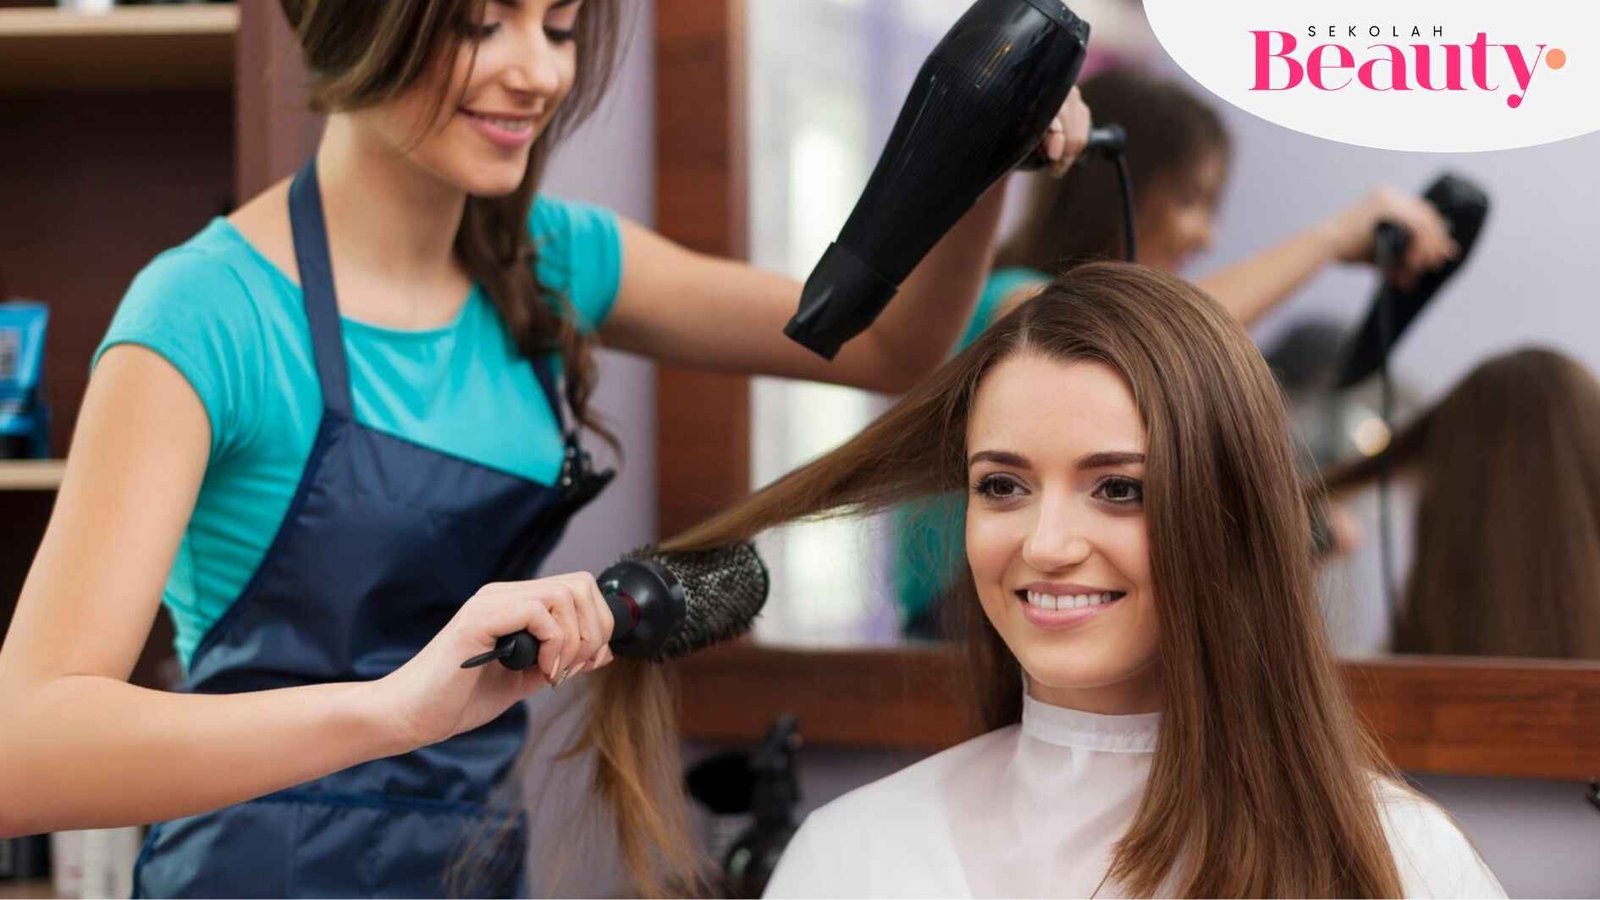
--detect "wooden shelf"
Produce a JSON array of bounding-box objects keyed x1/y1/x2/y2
[
  {"x1": 0, "y1": 878, "x2": 54, "y2": 899},
  {"x1": 0, "y1": 460, "x2": 65, "y2": 491},
  {"x1": 0, "y1": 4, "x2": 238, "y2": 91},
  {"x1": 676, "y1": 644, "x2": 1600, "y2": 781}
]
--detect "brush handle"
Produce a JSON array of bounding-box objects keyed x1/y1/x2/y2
[
  {"x1": 460, "y1": 556, "x2": 684, "y2": 670},
  {"x1": 460, "y1": 591, "x2": 638, "y2": 671}
]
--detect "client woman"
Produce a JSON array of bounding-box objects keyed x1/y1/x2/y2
[{"x1": 668, "y1": 264, "x2": 1503, "y2": 897}]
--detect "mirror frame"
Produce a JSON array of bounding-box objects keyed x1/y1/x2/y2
[{"x1": 653, "y1": 0, "x2": 1600, "y2": 781}]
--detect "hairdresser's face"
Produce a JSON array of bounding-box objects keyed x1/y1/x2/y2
[
  {"x1": 965, "y1": 354, "x2": 1160, "y2": 714},
  {"x1": 1137, "y1": 151, "x2": 1227, "y2": 274},
  {"x1": 358, "y1": 0, "x2": 582, "y2": 196}
]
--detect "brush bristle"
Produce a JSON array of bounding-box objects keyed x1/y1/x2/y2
[{"x1": 625, "y1": 543, "x2": 769, "y2": 660}]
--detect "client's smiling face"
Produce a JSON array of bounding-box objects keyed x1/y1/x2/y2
[{"x1": 964, "y1": 353, "x2": 1161, "y2": 714}]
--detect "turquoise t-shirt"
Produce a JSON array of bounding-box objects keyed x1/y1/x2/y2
[
  {"x1": 96, "y1": 197, "x2": 623, "y2": 666},
  {"x1": 892, "y1": 267, "x2": 1047, "y2": 630}
]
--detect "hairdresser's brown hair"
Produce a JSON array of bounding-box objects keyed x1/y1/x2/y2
[
  {"x1": 1324, "y1": 347, "x2": 1600, "y2": 659},
  {"x1": 669, "y1": 263, "x2": 1403, "y2": 896},
  {"x1": 278, "y1": 3, "x2": 694, "y2": 893},
  {"x1": 995, "y1": 67, "x2": 1231, "y2": 273}
]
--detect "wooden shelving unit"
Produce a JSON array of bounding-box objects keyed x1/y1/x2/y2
[
  {"x1": 676, "y1": 643, "x2": 1600, "y2": 781},
  {"x1": 0, "y1": 0, "x2": 318, "y2": 701},
  {"x1": 0, "y1": 4, "x2": 238, "y2": 90},
  {"x1": 0, "y1": 878, "x2": 54, "y2": 899},
  {"x1": 0, "y1": 459, "x2": 65, "y2": 491}
]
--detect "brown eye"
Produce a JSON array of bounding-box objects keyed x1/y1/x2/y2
[
  {"x1": 974, "y1": 474, "x2": 1025, "y2": 500},
  {"x1": 1094, "y1": 476, "x2": 1143, "y2": 505}
]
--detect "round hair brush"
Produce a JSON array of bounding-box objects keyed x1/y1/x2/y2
[{"x1": 461, "y1": 542, "x2": 770, "y2": 669}]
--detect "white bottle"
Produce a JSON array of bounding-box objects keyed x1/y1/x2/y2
[
  {"x1": 49, "y1": 831, "x2": 82, "y2": 898},
  {"x1": 56, "y1": 0, "x2": 114, "y2": 13},
  {"x1": 52, "y1": 827, "x2": 142, "y2": 898}
]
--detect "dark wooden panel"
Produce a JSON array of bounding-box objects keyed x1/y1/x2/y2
[
  {"x1": 1344, "y1": 656, "x2": 1600, "y2": 781},
  {"x1": 0, "y1": 89, "x2": 235, "y2": 457},
  {"x1": 234, "y1": 0, "x2": 320, "y2": 200},
  {"x1": 0, "y1": 5, "x2": 237, "y2": 91},
  {"x1": 676, "y1": 644, "x2": 1600, "y2": 780},
  {"x1": 653, "y1": 0, "x2": 751, "y2": 538},
  {"x1": 676, "y1": 643, "x2": 974, "y2": 751}
]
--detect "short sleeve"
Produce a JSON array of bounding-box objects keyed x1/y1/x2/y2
[
  {"x1": 93, "y1": 247, "x2": 265, "y2": 461},
  {"x1": 528, "y1": 195, "x2": 623, "y2": 334}
]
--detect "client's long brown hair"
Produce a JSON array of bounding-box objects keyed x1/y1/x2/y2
[
  {"x1": 1324, "y1": 347, "x2": 1600, "y2": 658},
  {"x1": 664, "y1": 263, "x2": 1403, "y2": 896}
]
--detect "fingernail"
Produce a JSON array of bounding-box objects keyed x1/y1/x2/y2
[{"x1": 553, "y1": 668, "x2": 572, "y2": 688}]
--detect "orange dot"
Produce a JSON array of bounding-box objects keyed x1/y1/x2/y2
[{"x1": 1548, "y1": 48, "x2": 1567, "y2": 70}]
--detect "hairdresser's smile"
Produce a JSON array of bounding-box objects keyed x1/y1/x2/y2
[{"x1": 458, "y1": 107, "x2": 540, "y2": 150}]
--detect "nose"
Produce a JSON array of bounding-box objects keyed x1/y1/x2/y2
[
  {"x1": 501, "y1": 22, "x2": 563, "y2": 100},
  {"x1": 1021, "y1": 492, "x2": 1094, "y2": 573}
]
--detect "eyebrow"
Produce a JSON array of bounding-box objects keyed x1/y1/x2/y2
[{"x1": 967, "y1": 449, "x2": 1145, "y2": 470}]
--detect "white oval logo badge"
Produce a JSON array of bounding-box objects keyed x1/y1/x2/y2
[{"x1": 1143, "y1": 0, "x2": 1598, "y2": 152}]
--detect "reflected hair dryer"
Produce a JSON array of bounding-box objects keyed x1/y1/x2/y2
[
  {"x1": 1331, "y1": 172, "x2": 1488, "y2": 622},
  {"x1": 784, "y1": 0, "x2": 1093, "y2": 360},
  {"x1": 1336, "y1": 173, "x2": 1491, "y2": 388}
]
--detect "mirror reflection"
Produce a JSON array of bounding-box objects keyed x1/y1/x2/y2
[{"x1": 746, "y1": 0, "x2": 1600, "y2": 663}]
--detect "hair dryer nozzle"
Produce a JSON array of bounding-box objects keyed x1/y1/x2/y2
[{"x1": 784, "y1": 243, "x2": 900, "y2": 360}]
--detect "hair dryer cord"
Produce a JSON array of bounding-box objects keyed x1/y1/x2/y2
[{"x1": 1110, "y1": 151, "x2": 1136, "y2": 263}]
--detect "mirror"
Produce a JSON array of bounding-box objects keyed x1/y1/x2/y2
[
  {"x1": 695, "y1": 7, "x2": 1600, "y2": 892},
  {"x1": 741, "y1": 0, "x2": 1600, "y2": 666}
]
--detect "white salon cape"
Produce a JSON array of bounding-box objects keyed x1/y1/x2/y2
[{"x1": 765, "y1": 693, "x2": 1505, "y2": 898}]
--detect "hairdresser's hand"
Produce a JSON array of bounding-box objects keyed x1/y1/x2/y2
[
  {"x1": 1328, "y1": 186, "x2": 1460, "y2": 290},
  {"x1": 1040, "y1": 86, "x2": 1092, "y2": 178},
  {"x1": 367, "y1": 573, "x2": 616, "y2": 752}
]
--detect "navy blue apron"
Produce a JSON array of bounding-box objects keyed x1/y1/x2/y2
[{"x1": 132, "y1": 160, "x2": 612, "y2": 898}]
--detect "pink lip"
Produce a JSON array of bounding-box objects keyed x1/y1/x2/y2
[
  {"x1": 1017, "y1": 601, "x2": 1115, "y2": 630},
  {"x1": 459, "y1": 108, "x2": 536, "y2": 151}
]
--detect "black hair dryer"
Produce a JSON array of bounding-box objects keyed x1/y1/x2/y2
[{"x1": 784, "y1": 0, "x2": 1092, "y2": 360}]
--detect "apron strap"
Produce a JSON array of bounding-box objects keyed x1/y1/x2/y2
[
  {"x1": 288, "y1": 160, "x2": 355, "y2": 419},
  {"x1": 530, "y1": 354, "x2": 566, "y2": 433}
]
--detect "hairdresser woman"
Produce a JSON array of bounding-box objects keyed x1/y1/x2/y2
[{"x1": 0, "y1": 1, "x2": 1088, "y2": 896}]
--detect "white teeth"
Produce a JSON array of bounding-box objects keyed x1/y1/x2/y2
[
  {"x1": 467, "y1": 111, "x2": 534, "y2": 131},
  {"x1": 1025, "y1": 591, "x2": 1118, "y2": 611}
]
